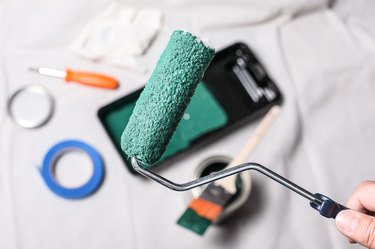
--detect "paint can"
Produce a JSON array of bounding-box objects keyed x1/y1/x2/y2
[{"x1": 190, "y1": 155, "x2": 252, "y2": 223}]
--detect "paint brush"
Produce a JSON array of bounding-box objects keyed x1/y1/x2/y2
[{"x1": 177, "y1": 105, "x2": 281, "y2": 235}]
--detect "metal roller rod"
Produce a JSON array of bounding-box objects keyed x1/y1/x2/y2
[{"x1": 131, "y1": 157, "x2": 322, "y2": 205}]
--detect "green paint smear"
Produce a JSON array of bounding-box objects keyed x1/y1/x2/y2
[
  {"x1": 160, "y1": 82, "x2": 228, "y2": 161},
  {"x1": 102, "y1": 81, "x2": 228, "y2": 171}
]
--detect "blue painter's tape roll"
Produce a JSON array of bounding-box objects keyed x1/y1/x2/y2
[{"x1": 40, "y1": 140, "x2": 104, "y2": 199}]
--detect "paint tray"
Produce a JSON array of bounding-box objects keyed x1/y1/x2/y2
[
  {"x1": 98, "y1": 43, "x2": 282, "y2": 173},
  {"x1": 98, "y1": 82, "x2": 228, "y2": 173}
]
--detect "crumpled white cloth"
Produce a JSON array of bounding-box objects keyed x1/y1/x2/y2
[{"x1": 70, "y1": 2, "x2": 163, "y2": 72}]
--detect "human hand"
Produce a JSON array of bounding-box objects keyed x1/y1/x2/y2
[{"x1": 335, "y1": 181, "x2": 375, "y2": 249}]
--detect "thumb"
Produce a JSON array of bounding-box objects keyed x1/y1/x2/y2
[{"x1": 336, "y1": 210, "x2": 375, "y2": 249}]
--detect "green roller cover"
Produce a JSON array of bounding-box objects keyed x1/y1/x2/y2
[{"x1": 121, "y1": 30, "x2": 215, "y2": 165}]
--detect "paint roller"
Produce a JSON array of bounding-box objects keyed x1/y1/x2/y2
[{"x1": 121, "y1": 30, "x2": 347, "y2": 219}]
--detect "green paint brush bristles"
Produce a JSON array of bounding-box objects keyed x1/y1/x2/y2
[
  {"x1": 121, "y1": 30, "x2": 215, "y2": 165},
  {"x1": 177, "y1": 208, "x2": 212, "y2": 235}
]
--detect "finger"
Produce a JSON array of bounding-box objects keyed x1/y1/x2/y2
[
  {"x1": 336, "y1": 210, "x2": 375, "y2": 249},
  {"x1": 347, "y1": 181, "x2": 375, "y2": 212}
]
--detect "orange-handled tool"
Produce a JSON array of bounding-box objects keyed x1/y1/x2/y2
[{"x1": 30, "y1": 67, "x2": 118, "y2": 89}]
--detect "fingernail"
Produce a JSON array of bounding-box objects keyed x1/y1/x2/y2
[{"x1": 336, "y1": 211, "x2": 359, "y2": 235}]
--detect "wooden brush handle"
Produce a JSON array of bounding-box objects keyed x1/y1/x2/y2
[{"x1": 217, "y1": 105, "x2": 281, "y2": 194}]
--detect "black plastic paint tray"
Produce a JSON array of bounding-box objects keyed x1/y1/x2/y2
[{"x1": 98, "y1": 43, "x2": 282, "y2": 174}]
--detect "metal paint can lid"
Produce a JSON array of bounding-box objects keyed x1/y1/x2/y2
[{"x1": 8, "y1": 85, "x2": 54, "y2": 129}]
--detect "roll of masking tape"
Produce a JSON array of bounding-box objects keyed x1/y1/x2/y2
[{"x1": 40, "y1": 140, "x2": 104, "y2": 199}]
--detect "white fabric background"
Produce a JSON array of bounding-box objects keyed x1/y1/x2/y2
[{"x1": 1, "y1": 0, "x2": 375, "y2": 248}]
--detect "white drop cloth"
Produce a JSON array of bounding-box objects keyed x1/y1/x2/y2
[{"x1": 1, "y1": 0, "x2": 375, "y2": 249}]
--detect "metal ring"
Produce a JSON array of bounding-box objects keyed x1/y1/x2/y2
[{"x1": 7, "y1": 85, "x2": 54, "y2": 129}]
